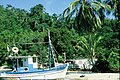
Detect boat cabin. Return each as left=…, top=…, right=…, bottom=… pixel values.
left=8, top=55, right=38, bottom=72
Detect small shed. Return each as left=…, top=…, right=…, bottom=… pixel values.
left=66, top=58, right=97, bottom=69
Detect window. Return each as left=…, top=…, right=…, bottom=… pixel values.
left=33, top=57, right=36, bottom=63
left=24, top=58, right=26, bottom=62
left=18, top=59, right=23, bottom=67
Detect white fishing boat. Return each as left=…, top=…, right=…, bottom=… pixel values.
left=0, top=62, right=68, bottom=80
left=0, top=56, right=68, bottom=79
left=0, top=31, right=69, bottom=80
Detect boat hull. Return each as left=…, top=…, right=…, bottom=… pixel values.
left=0, top=64, right=68, bottom=80
left=20, top=69, right=67, bottom=79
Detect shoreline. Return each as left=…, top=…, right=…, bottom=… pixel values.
left=1, top=72, right=119, bottom=80
left=65, top=72, right=120, bottom=80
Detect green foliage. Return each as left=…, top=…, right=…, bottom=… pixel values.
left=50, top=27, right=79, bottom=59
left=58, top=55, right=64, bottom=63
left=63, top=0, right=111, bottom=33
left=104, top=0, right=120, bottom=19
left=108, top=51, right=119, bottom=71
left=74, top=33, right=102, bottom=59
left=93, top=19, right=120, bottom=72
left=92, top=49, right=119, bottom=72
left=0, top=1, right=119, bottom=72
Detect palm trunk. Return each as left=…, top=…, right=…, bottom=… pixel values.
left=88, top=33, right=96, bottom=66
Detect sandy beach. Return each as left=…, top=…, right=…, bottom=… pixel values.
left=1, top=73, right=119, bottom=80
left=65, top=73, right=120, bottom=80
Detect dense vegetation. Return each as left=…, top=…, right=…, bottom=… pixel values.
left=0, top=0, right=119, bottom=72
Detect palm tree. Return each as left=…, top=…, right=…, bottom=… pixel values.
left=63, top=0, right=111, bottom=33
left=104, top=0, right=120, bottom=19
left=75, top=33, right=102, bottom=65
left=63, top=0, right=110, bottom=66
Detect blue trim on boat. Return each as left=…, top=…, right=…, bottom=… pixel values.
left=6, top=64, right=67, bottom=74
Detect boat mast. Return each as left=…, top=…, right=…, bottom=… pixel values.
left=48, top=30, right=54, bottom=68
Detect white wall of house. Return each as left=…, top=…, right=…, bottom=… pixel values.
left=75, top=59, right=91, bottom=69
left=67, top=59, right=97, bottom=69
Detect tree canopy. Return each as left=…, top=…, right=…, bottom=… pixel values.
left=0, top=0, right=119, bottom=72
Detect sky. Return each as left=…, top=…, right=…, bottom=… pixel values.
left=0, top=0, right=114, bottom=18
left=0, top=0, right=74, bottom=15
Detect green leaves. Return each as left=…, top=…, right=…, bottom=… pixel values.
left=63, top=0, right=112, bottom=33
left=108, top=51, right=119, bottom=71
left=0, top=2, right=119, bottom=71
left=74, top=33, right=102, bottom=60
left=104, top=0, right=119, bottom=19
